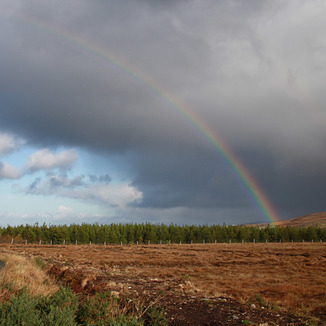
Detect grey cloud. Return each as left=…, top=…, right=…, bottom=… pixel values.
left=27, top=175, right=86, bottom=192
left=47, top=175, right=85, bottom=189
left=131, top=150, right=248, bottom=209
left=88, top=174, right=111, bottom=184
left=1, top=0, right=326, bottom=222
left=28, top=177, right=41, bottom=191
left=25, top=174, right=142, bottom=208
left=29, top=174, right=112, bottom=193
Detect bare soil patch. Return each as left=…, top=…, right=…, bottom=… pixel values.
left=1, top=243, right=325, bottom=325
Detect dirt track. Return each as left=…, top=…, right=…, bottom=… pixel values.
left=1, top=242, right=325, bottom=325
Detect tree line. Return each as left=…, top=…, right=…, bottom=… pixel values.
left=0, top=223, right=325, bottom=244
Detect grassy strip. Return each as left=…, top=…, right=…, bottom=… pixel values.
left=0, top=255, right=58, bottom=298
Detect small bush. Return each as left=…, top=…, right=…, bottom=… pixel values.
left=145, top=306, right=168, bottom=326
left=34, top=257, right=46, bottom=270
left=242, top=320, right=254, bottom=325
left=0, top=280, right=15, bottom=292
left=0, top=291, right=41, bottom=326
left=76, top=291, right=143, bottom=325
left=0, top=287, right=79, bottom=326
left=254, top=294, right=268, bottom=308
left=38, top=287, right=79, bottom=326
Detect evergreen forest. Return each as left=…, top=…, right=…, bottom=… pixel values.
left=1, top=223, right=325, bottom=244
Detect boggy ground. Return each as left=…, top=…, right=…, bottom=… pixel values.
left=1, top=242, right=325, bottom=325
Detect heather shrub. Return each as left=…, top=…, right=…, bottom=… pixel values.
left=145, top=306, right=168, bottom=326
left=0, top=287, right=78, bottom=326
left=38, top=287, right=78, bottom=326
left=0, top=291, right=41, bottom=326
left=76, top=290, right=143, bottom=325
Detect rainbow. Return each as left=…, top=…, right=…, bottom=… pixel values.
left=2, top=13, right=281, bottom=223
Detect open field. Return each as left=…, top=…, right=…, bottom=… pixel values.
left=1, top=242, right=325, bottom=325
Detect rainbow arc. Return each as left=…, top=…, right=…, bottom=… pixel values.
left=1, top=12, right=281, bottom=223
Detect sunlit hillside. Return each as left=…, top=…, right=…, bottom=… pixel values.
left=249, top=212, right=326, bottom=228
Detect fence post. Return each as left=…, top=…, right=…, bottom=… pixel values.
left=11, top=238, right=14, bottom=244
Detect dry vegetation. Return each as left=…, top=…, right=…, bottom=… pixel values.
left=1, top=242, right=325, bottom=324
left=0, top=254, right=58, bottom=299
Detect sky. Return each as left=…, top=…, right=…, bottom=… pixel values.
left=0, top=0, right=325, bottom=226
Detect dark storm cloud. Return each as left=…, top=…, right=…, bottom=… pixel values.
left=131, top=149, right=249, bottom=209
left=0, top=0, right=326, bottom=222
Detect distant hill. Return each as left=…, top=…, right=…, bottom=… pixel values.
left=248, top=212, right=326, bottom=228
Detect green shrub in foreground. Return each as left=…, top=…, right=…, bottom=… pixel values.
left=0, top=286, right=168, bottom=326
left=0, top=291, right=41, bottom=326
left=37, top=286, right=78, bottom=326
left=76, top=290, right=143, bottom=325
left=145, top=306, right=168, bottom=326
left=0, top=287, right=78, bottom=326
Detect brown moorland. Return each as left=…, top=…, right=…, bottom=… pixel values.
left=1, top=242, right=325, bottom=325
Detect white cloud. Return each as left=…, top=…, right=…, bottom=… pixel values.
left=0, top=133, right=23, bottom=156
left=58, top=205, right=73, bottom=214
left=0, top=211, right=108, bottom=226
left=25, top=149, right=78, bottom=172
left=90, top=183, right=143, bottom=208
left=25, top=175, right=143, bottom=208
left=0, top=161, right=21, bottom=179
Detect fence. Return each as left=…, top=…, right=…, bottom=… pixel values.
left=0, top=237, right=323, bottom=245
